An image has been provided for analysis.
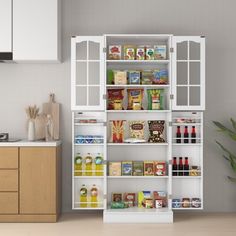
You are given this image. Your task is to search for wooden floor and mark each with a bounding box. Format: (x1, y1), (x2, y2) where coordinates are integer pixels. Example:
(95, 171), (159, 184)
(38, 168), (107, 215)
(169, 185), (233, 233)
(0, 213), (236, 236)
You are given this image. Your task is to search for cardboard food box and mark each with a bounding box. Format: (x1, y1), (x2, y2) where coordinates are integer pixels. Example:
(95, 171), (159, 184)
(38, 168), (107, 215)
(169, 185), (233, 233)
(133, 161), (144, 176)
(109, 162), (121, 176)
(144, 161), (154, 176)
(122, 161), (132, 176)
(154, 161), (166, 176)
(138, 191), (152, 208)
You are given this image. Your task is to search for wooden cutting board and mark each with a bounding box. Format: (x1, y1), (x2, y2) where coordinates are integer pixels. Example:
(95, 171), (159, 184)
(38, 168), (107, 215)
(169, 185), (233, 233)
(42, 94), (60, 140)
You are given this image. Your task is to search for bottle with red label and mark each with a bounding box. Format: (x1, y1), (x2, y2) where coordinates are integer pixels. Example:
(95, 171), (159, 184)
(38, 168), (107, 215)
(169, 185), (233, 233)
(172, 157), (178, 176)
(191, 126), (196, 143)
(183, 157), (189, 176)
(176, 126), (181, 143)
(184, 126), (189, 143)
(178, 157), (183, 176)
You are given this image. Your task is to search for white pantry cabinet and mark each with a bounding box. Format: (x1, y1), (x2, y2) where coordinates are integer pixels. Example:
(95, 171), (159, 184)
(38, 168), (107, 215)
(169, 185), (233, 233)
(71, 34), (205, 224)
(0, 0), (12, 54)
(13, 0), (61, 62)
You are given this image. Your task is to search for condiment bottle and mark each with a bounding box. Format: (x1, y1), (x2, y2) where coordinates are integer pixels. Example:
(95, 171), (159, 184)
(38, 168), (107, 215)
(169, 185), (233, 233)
(176, 126), (181, 143)
(184, 126), (189, 143)
(183, 157), (189, 176)
(178, 157), (183, 176)
(172, 157), (178, 176)
(191, 126), (196, 143)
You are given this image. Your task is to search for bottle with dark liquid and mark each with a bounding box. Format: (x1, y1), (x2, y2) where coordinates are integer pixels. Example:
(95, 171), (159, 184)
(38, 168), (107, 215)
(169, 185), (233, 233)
(176, 126), (181, 143)
(178, 157), (183, 176)
(184, 126), (189, 143)
(172, 157), (178, 176)
(191, 126), (196, 143)
(183, 157), (189, 176)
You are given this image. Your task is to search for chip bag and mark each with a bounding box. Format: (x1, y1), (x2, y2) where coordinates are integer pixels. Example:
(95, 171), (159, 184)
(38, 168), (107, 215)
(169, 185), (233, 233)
(147, 89), (164, 110)
(127, 88), (144, 110)
(107, 89), (124, 110)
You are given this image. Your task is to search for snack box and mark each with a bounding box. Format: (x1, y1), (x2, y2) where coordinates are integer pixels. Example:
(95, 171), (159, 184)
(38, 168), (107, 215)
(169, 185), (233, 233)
(112, 193), (123, 202)
(132, 161), (144, 176)
(124, 45), (136, 60)
(128, 71), (141, 85)
(144, 161), (154, 176)
(122, 161), (132, 176)
(136, 46), (145, 60)
(108, 45), (122, 60)
(124, 193), (136, 207)
(153, 69), (168, 84)
(109, 162), (121, 176)
(114, 70), (127, 85)
(154, 161), (166, 176)
(141, 70), (153, 85)
(153, 191), (167, 207)
(154, 45), (166, 60)
(138, 191), (152, 208)
(145, 47), (155, 60)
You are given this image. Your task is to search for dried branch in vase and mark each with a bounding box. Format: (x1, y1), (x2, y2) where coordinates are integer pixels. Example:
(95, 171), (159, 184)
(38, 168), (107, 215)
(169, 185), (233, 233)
(25, 105), (40, 120)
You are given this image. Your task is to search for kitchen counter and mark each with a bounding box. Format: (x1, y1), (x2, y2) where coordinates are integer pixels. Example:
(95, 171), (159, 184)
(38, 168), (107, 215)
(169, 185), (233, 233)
(0, 140), (61, 147)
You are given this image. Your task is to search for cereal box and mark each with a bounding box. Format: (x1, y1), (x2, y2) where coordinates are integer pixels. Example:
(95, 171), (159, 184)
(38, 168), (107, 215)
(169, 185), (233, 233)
(154, 161), (166, 176)
(124, 45), (136, 60)
(122, 161), (132, 176)
(154, 45), (166, 60)
(144, 161), (154, 176)
(133, 161), (144, 176)
(109, 162), (121, 176)
(108, 45), (122, 60)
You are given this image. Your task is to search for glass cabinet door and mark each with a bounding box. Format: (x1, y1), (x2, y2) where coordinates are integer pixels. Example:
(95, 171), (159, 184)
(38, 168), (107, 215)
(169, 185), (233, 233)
(172, 36), (205, 110)
(71, 36), (105, 111)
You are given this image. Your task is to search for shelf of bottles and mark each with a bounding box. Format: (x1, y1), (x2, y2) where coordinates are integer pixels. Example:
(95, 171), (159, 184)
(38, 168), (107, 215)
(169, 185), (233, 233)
(72, 112), (107, 210)
(171, 112), (203, 210)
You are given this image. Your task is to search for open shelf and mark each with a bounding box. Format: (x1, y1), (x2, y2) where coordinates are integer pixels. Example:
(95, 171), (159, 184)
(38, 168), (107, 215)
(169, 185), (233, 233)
(107, 142), (168, 146)
(107, 110), (171, 113)
(74, 176), (105, 179)
(106, 84), (170, 88)
(107, 176), (168, 179)
(172, 176), (201, 179)
(74, 143), (104, 146)
(106, 60), (170, 64)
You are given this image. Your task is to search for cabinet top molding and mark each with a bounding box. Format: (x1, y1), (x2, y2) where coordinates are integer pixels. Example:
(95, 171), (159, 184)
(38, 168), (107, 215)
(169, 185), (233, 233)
(0, 140), (61, 147)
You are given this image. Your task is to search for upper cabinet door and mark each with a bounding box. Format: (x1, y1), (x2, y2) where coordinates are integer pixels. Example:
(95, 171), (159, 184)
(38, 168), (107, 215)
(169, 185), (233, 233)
(71, 36), (105, 111)
(172, 36), (205, 110)
(0, 0), (12, 52)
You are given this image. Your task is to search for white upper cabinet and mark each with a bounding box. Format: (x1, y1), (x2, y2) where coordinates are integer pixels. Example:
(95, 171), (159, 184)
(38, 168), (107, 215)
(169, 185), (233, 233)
(13, 0), (61, 62)
(71, 36), (105, 111)
(0, 0), (12, 53)
(172, 36), (205, 110)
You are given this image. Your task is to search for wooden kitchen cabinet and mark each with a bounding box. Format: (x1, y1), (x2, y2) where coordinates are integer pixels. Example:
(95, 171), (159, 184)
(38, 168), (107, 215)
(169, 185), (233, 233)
(0, 142), (61, 222)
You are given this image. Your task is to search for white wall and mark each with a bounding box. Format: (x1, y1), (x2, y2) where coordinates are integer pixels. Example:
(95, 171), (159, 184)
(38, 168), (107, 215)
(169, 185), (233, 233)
(0, 0), (236, 212)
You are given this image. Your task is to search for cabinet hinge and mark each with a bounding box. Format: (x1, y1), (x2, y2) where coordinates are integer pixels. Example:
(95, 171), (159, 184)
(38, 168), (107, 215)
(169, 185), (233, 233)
(170, 47), (174, 53)
(103, 47), (107, 53)
(170, 94), (174, 100)
(169, 121), (173, 127)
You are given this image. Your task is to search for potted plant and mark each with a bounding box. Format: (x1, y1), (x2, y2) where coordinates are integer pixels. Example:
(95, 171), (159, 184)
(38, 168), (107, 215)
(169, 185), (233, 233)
(213, 119), (236, 182)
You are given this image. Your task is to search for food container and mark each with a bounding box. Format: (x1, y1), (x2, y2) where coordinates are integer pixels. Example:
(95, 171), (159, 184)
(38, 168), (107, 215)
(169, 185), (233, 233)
(190, 166), (200, 176)
(182, 198), (191, 208)
(114, 70), (127, 85)
(172, 199), (181, 208)
(155, 199), (163, 209)
(154, 45), (167, 60)
(191, 198), (201, 208)
(108, 45), (122, 60)
(136, 46), (145, 60)
(124, 45), (136, 60)
(145, 47), (155, 60)
(141, 70), (153, 84)
(128, 71), (141, 84)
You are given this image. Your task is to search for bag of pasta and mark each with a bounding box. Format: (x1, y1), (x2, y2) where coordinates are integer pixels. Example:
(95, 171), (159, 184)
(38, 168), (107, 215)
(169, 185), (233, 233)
(110, 120), (126, 143)
(127, 88), (144, 110)
(148, 120), (165, 143)
(107, 89), (124, 110)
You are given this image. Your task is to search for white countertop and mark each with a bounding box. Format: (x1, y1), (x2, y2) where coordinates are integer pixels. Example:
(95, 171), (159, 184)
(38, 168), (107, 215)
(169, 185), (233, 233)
(0, 140), (62, 147)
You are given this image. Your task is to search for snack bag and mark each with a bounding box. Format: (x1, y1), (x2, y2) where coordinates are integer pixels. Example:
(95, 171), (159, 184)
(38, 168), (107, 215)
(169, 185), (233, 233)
(110, 120), (126, 143)
(147, 89), (164, 110)
(107, 89), (124, 110)
(108, 45), (122, 60)
(129, 120), (145, 139)
(127, 88), (144, 110)
(153, 69), (168, 84)
(148, 120), (165, 143)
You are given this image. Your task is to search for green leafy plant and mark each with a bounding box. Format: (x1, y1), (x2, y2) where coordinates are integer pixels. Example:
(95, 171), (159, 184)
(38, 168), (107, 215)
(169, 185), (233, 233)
(213, 119), (236, 182)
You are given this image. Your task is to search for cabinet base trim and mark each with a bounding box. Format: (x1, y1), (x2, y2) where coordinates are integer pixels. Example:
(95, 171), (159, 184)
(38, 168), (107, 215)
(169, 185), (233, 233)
(0, 214), (58, 222)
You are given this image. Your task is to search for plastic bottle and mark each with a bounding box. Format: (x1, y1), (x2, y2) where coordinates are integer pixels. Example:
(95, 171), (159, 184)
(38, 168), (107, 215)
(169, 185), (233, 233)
(95, 153), (103, 176)
(45, 114), (54, 141)
(184, 126), (189, 143)
(74, 153), (83, 176)
(85, 153), (93, 176)
(91, 184), (98, 208)
(80, 184), (87, 208)
(172, 157), (178, 176)
(176, 126), (181, 143)
(191, 126), (196, 143)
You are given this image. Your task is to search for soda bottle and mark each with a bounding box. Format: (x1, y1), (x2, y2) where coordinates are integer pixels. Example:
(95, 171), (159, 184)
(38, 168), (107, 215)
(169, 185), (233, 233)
(178, 157), (183, 176)
(184, 126), (189, 143)
(95, 153), (103, 176)
(191, 126), (196, 143)
(80, 184), (87, 208)
(184, 157), (189, 176)
(91, 184), (98, 208)
(85, 153), (93, 176)
(74, 153), (82, 176)
(172, 157), (178, 176)
(176, 126), (181, 143)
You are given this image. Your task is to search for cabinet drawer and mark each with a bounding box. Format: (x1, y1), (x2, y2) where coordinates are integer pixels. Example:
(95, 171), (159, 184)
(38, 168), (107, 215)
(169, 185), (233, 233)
(0, 192), (18, 214)
(0, 148), (18, 169)
(0, 170), (18, 191)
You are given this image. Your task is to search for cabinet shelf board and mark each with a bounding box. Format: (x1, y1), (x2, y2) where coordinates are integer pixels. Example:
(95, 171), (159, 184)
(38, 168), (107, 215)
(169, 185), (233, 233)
(107, 176), (168, 179)
(173, 207), (203, 210)
(172, 176), (201, 179)
(172, 143), (202, 146)
(106, 60), (169, 64)
(105, 206), (171, 213)
(74, 144), (104, 146)
(107, 110), (170, 113)
(74, 123), (104, 126)
(74, 176), (105, 179)
(106, 85), (170, 88)
(73, 207), (104, 210)
(107, 143), (168, 146)
(172, 123), (201, 126)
